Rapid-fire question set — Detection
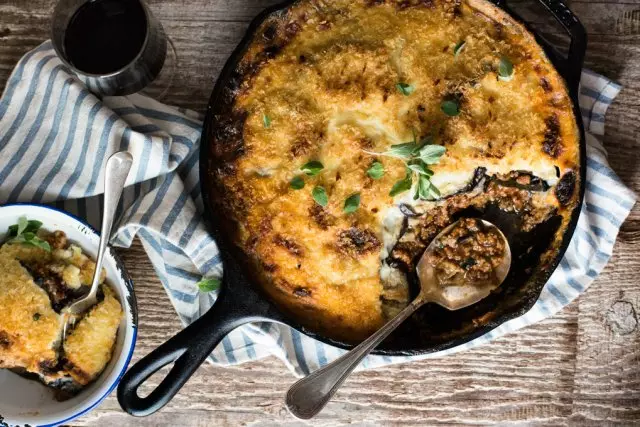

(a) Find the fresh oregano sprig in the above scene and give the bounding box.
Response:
[364,134,446,200]
[196,277,221,292]
[6,216,51,252]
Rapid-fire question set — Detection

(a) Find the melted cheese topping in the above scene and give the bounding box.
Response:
[64,286,122,385]
[0,246,62,372]
[216,0,579,341]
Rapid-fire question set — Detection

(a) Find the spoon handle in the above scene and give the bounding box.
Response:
[89,151,133,300]
[285,297,425,419]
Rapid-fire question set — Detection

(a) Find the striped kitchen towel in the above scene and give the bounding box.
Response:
[0,41,636,376]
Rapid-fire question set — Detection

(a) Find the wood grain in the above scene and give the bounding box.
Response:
[0,0,639,425]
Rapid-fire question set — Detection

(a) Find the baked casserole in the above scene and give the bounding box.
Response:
[206,0,580,341]
[0,219,122,399]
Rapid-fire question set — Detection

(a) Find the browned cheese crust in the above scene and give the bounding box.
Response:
[207,0,580,342]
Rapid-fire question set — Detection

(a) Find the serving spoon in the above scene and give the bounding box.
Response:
[285,218,511,420]
[62,151,133,338]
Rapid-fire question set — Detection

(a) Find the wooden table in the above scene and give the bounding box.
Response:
[1,0,639,425]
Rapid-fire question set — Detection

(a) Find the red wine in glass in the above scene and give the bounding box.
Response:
[52,0,167,96]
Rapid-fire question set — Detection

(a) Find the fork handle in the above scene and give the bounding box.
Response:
[285,297,426,419]
[88,152,133,304]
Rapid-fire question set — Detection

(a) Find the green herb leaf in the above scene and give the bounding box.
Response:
[407,162,433,176]
[367,161,385,180]
[396,82,415,96]
[389,169,413,197]
[22,232,35,241]
[262,114,271,128]
[17,216,28,235]
[312,186,328,206]
[290,176,305,190]
[460,257,477,270]
[385,142,418,159]
[453,40,466,57]
[418,144,446,164]
[33,312,41,321]
[9,235,25,243]
[418,175,431,200]
[441,99,460,116]
[197,277,221,293]
[427,184,441,199]
[498,55,514,81]
[24,238,51,252]
[26,220,43,233]
[343,193,361,213]
[8,219,42,237]
[301,160,324,176]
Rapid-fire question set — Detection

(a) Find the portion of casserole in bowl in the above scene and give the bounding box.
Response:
[0,219,122,399]
[207,0,580,342]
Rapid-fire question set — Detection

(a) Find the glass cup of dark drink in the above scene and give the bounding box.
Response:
[51,0,167,96]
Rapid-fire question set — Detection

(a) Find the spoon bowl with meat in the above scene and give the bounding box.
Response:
[286,218,511,419]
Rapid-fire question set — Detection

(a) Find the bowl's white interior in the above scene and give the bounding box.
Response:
[0,204,136,427]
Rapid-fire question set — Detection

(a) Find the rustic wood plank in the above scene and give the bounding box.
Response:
[0,0,638,425]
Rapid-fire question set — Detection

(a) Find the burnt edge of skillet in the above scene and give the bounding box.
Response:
[199,0,587,356]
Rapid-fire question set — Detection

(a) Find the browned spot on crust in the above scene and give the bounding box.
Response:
[309,204,336,229]
[493,21,504,39]
[318,20,331,31]
[540,77,552,93]
[543,113,562,158]
[262,24,277,42]
[397,0,434,10]
[336,227,381,257]
[262,261,278,273]
[365,0,385,5]
[357,137,375,149]
[294,287,311,297]
[63,361,92,385]
[0,331,11,349]
[211,110,247,166]
[259,217,272,235]
[39,359,60,375]
[285,21,301,38]
[556,170,576,206]
[263,44,282,59]
[290,138,312,157]
[274,234,304,256]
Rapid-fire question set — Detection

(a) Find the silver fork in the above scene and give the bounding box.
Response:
[62,151,133,338]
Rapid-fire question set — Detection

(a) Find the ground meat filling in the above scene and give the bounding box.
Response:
[389,171,557,272]
[428,218,506,287]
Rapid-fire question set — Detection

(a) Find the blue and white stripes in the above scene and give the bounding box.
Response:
[0,41,635,376]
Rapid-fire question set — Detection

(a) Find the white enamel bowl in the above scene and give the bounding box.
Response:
[0,204,137,427]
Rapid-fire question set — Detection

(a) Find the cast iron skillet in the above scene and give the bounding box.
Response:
[118,0,587,416]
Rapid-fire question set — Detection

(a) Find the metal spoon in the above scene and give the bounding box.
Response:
[62,151,133,337]
[285,218,511,420]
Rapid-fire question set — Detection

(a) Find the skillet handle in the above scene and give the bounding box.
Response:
[535,0,587,95]
[116,283,273,416]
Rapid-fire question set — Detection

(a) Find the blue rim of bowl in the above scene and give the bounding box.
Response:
[0,202,138,427]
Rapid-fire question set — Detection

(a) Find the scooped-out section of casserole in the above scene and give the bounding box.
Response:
[207,0,580,342]
[0,219,122,400]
